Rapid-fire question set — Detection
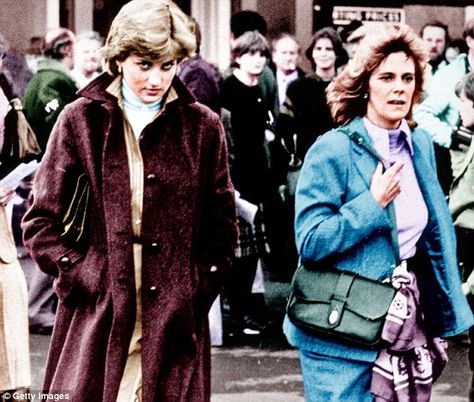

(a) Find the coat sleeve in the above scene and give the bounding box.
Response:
[198,112,238,271]
[21,106,85,279]
[295,132,391,263]
[195,113,238,310]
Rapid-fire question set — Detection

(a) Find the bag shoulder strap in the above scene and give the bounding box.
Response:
[340,128,401,266]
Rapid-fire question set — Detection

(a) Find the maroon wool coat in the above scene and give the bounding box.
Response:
[22,73,238,402]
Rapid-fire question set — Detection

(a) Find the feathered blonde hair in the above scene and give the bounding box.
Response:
[101,0,196,76]
[326,23,430,128]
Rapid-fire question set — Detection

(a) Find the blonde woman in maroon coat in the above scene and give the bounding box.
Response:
[22,1,238,401]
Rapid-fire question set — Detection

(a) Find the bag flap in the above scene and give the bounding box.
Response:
[291,265,395,321]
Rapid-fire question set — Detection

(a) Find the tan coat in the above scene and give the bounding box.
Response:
[0,206,30,391]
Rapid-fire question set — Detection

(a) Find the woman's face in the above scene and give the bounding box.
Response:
[459,90,474,129]
[312,38,336,70]
[117,54,177,104]
[236,50,267,76]
[366,51,416,129]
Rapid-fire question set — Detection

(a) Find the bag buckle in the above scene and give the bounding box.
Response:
[327,273,355,328]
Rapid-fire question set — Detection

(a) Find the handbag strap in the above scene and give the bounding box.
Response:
[341,128,401,266]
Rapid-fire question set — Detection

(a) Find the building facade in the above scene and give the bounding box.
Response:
[1,1,474,73]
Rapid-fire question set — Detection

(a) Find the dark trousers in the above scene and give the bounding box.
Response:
[225,255,259,320]
[455,227,474,370]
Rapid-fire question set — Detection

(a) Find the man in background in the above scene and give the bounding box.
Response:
[421,20,450,78]
[270,33,305,110]
[414,19,474,196]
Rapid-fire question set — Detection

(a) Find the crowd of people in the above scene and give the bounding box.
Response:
[0,0,474,400]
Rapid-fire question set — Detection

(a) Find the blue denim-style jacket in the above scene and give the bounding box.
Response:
[284,117,474,362]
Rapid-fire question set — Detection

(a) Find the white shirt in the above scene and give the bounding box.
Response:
[276,69,299,107]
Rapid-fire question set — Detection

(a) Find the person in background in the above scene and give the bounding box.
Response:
[344,23,374,60]
[20,28,78,335]
[230,10,276,114]
[23,27,77,155]
[221,30,272,336]
[270,32,305,110]
[22,0,237,400]
[273,27,347,282]
[228,10,286,295]
[414,18,474,196]
[178,18,221,115]
[0,33,31,400]
[71,30,103,89]
[25,36,45,74]
[446,38,468,64]
[420,20,450,78]
[284,23,473,401]
[449,71,474,402]
[276,27,347,162]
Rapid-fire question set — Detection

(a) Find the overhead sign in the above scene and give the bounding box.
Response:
[333,6,405,25]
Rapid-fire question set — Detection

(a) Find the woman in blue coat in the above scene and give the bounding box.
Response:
[284,23,473,401]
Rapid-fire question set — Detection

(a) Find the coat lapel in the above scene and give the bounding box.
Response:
[341,118,400,259]
[343,118,382,188]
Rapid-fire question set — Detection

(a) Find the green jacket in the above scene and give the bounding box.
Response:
[449,139,474,229]
[23,58,77,155]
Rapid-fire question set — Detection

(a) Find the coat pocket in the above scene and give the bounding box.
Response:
[54,248,105,305]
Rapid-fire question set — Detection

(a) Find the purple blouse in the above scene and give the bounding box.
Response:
[363,117,428,260]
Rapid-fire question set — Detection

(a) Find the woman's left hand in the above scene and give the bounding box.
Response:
[0,186,15,206]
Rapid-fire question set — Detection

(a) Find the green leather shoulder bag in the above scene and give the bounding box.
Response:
[287,129,400,348]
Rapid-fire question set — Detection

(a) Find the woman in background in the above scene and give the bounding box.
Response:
[221,30,272,336]
[0,33,31,399]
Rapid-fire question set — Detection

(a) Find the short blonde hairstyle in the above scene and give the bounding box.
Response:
[327,23,429,127]
[102,0,196,75]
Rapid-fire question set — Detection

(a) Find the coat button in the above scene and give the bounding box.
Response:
[148,286,158,296]
[58,256,72,271]
[146,173,157,183]
[147,242,161,253]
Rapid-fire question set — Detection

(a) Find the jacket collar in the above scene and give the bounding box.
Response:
[78,72,196,106]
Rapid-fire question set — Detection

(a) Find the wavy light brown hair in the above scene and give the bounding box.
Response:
[102,0,196,76]
[326,23,429,127]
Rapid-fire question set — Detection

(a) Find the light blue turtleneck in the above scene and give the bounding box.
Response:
[121,79,163,139]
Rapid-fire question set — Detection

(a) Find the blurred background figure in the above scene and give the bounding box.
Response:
[270,33,305,111]
[23,27,77,155]
[276,26,347,164]
[230,10,276,115]
[450,71,474,401]
[25,36,45,74]
[344,23,373,60]
[273,26,347,282]
[414,18,474,196]
[420,20,450,78]
[0,32,31,399]
[20,27,77,335]
[446,38,468,64]
[221,30,272,336]
[71,30,103,89]
[178,18,221,115]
